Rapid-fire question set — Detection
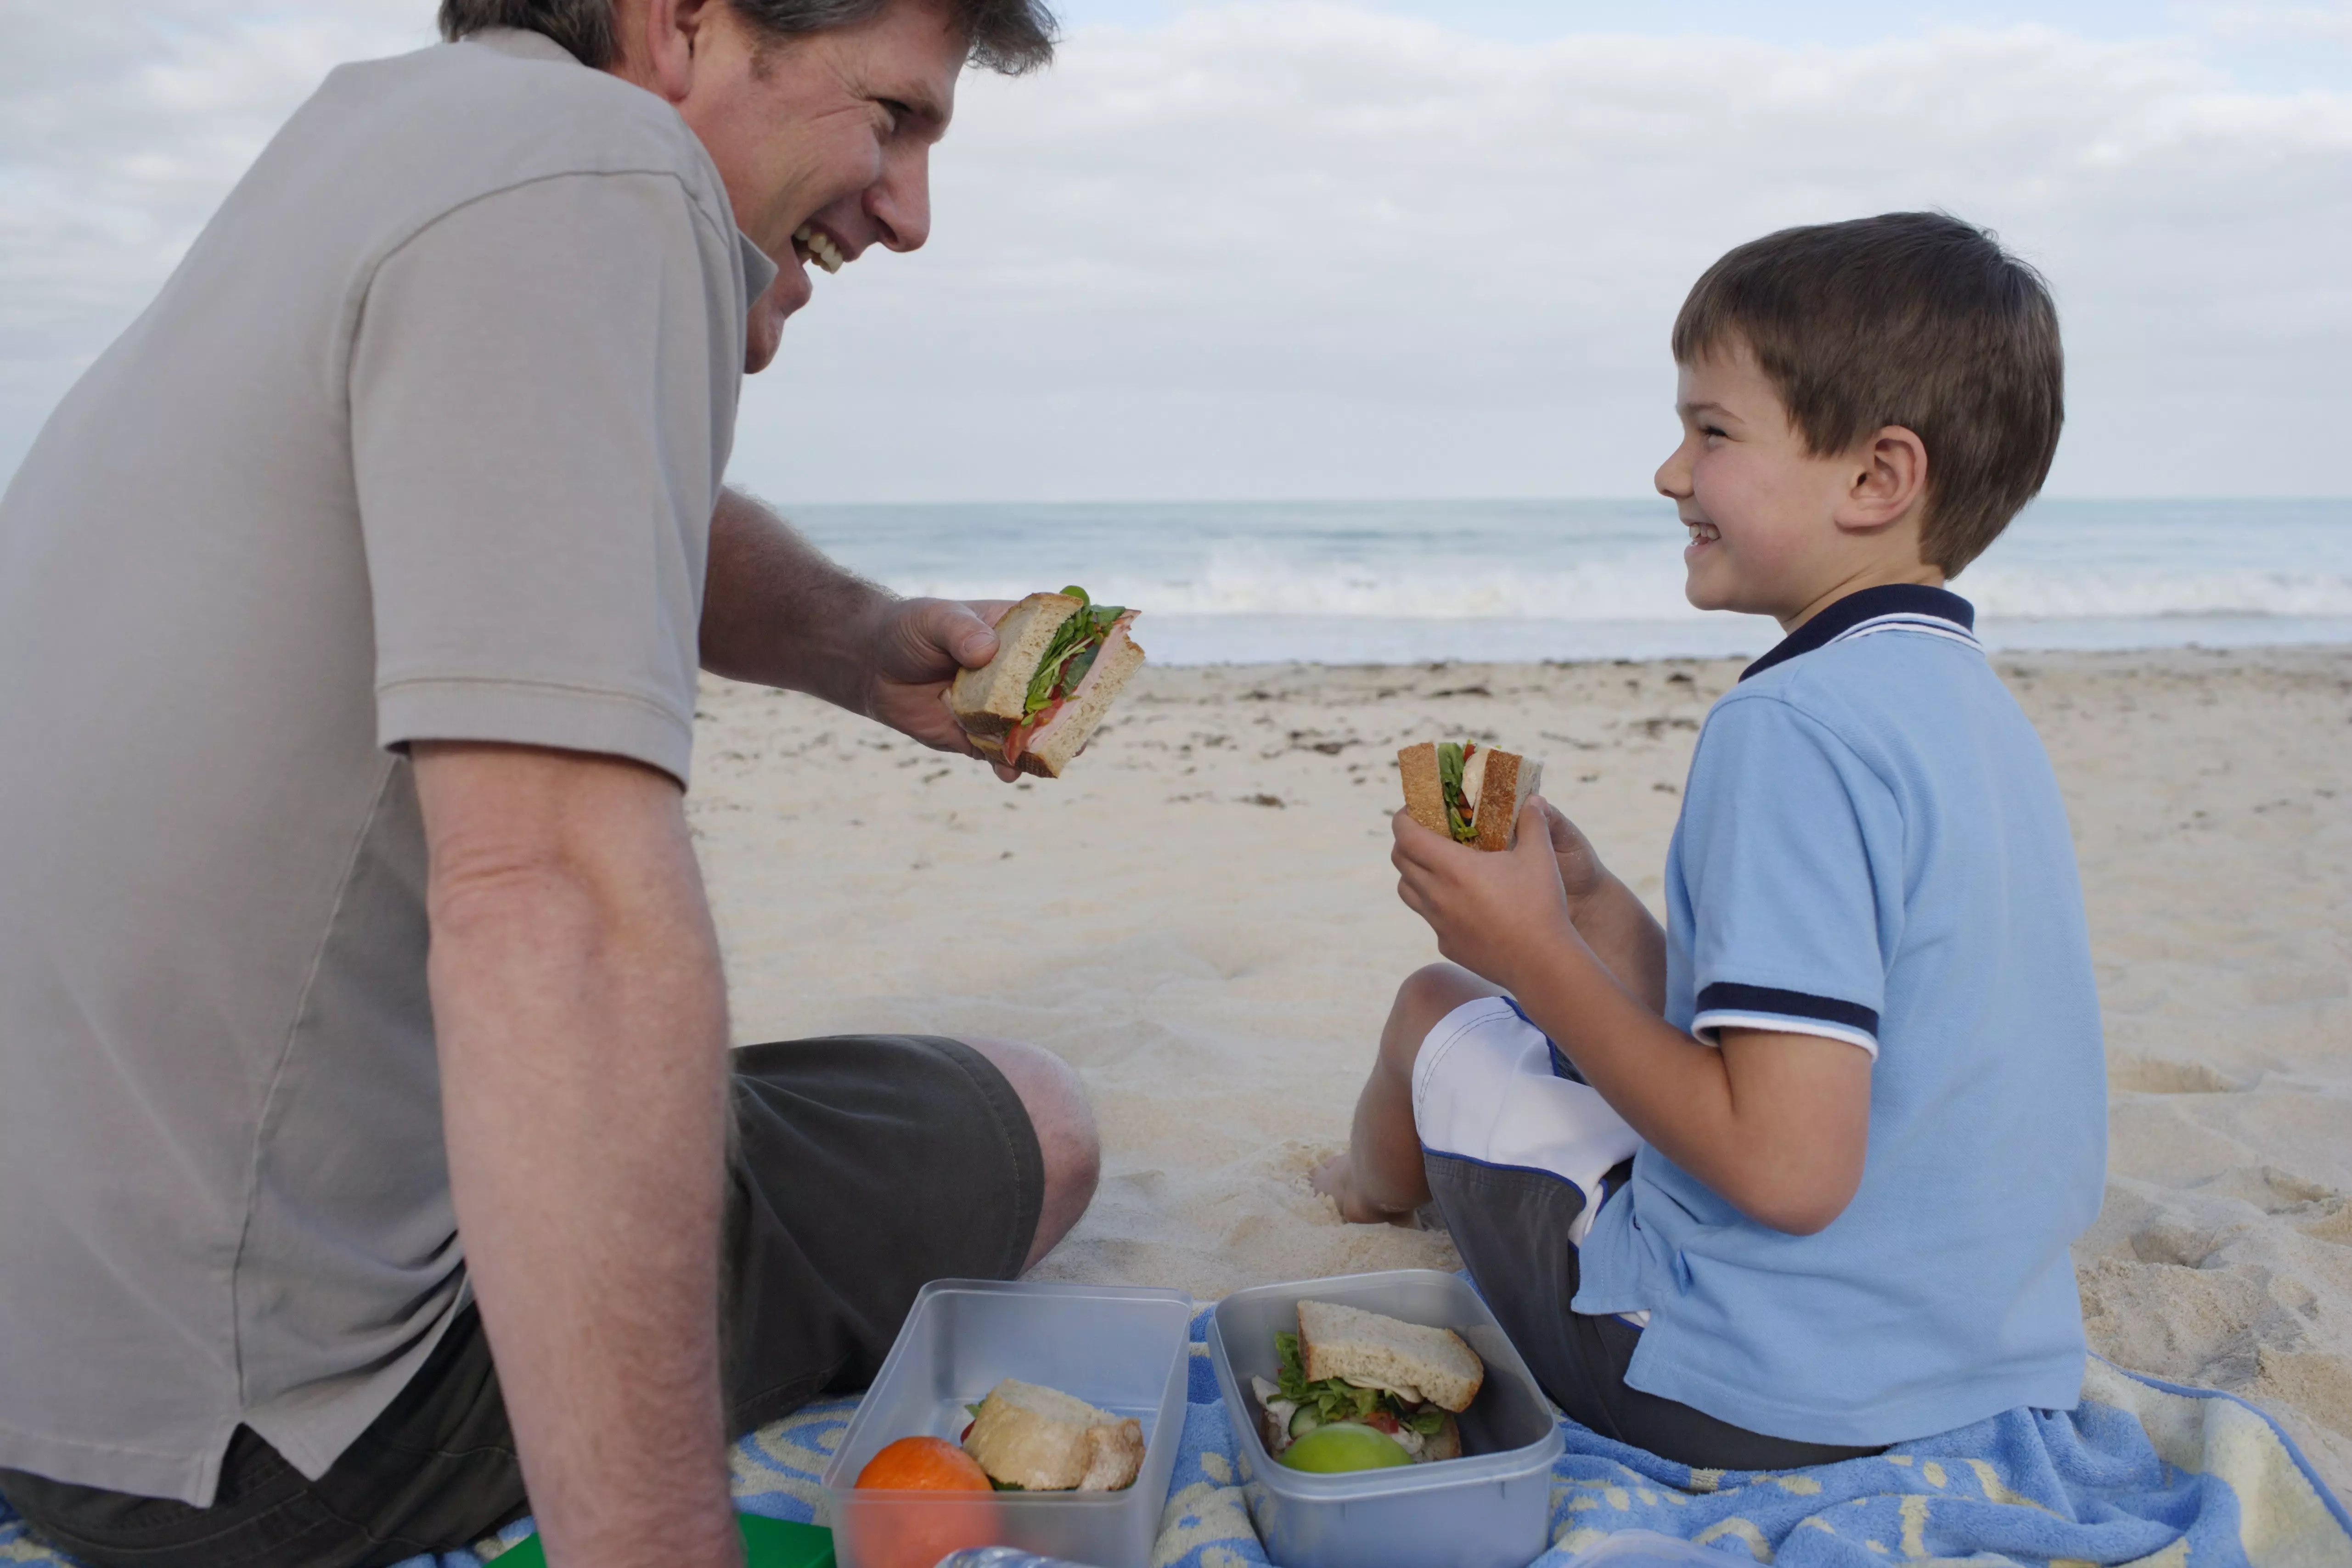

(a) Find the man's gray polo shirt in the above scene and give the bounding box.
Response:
[0,29,776,1503]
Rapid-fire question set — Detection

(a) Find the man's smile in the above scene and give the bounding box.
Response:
[792,221,849,274]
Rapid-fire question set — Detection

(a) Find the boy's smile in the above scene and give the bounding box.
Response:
[1655,340,1942,631]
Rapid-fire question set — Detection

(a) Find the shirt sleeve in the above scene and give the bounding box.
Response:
[349,170,743,786]
[1678,694,1898,1057]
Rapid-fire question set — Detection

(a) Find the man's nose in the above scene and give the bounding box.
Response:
[869,145,932,253]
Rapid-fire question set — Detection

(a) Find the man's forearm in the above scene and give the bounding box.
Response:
[700,486,890,704]
[420,746,739,1568]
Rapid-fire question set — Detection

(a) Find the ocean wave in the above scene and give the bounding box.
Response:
[883,554,2352,624]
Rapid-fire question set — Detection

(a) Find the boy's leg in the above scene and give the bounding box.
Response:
[719,1033,1101,1436]
[1313,964,1505,1223]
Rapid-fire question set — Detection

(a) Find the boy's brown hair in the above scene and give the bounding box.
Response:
[1672,212,2063,576]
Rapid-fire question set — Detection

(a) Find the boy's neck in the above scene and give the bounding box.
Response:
[1778,561,1947,634]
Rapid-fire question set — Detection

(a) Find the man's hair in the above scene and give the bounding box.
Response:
[1671,212,2063,576]
[438,0,1057,75]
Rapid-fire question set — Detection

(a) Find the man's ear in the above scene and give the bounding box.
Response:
[616,0,717,102]
[1835,425,1929,535]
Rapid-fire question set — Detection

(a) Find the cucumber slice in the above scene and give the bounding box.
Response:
[1288,1406,1322,1438]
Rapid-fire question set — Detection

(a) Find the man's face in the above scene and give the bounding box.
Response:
[1654,342,1873,626]
[624,0,965,371]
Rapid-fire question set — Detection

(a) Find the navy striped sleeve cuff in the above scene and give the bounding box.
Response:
[1691,982,1880,1057]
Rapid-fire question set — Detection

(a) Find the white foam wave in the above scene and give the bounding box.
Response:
[886,551,2352,624]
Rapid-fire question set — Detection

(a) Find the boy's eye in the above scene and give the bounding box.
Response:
[1701,424,1728,439]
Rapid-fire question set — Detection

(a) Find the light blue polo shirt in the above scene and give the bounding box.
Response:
[1571,584,2107,1446]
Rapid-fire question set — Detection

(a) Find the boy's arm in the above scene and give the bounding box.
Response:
[1395,806,1871,1235]
[1532,800,1668,1014]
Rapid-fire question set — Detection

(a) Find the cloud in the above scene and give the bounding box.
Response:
[3,3,2348,499]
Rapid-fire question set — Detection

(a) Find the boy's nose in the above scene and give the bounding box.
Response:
[1655,443,1695,500]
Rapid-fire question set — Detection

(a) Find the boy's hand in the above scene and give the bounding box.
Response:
[1392,798,1579,989]
[1532,798,1614,912]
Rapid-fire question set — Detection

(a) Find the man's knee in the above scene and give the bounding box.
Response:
[957,1037,1100,1268]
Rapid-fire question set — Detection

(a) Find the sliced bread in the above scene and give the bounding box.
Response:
[962,1377,1146,1492]
[1296,1300,1484,1414]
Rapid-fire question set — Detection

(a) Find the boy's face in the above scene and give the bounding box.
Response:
[1655,339,1936,628]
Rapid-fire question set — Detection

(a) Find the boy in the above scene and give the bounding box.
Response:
[1315,213,2106,1468]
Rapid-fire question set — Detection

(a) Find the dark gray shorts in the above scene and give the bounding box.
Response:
[0,1034,1044,1568]
[1427,1157,1882,1473]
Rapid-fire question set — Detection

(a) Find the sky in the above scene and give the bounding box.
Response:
[1,2,2347,501]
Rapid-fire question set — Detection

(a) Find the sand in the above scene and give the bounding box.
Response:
[687,645,2352,1498]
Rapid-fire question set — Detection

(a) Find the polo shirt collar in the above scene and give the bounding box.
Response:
[462,26,582,66]
[1740,584,1979,682]
[460,27,782,305]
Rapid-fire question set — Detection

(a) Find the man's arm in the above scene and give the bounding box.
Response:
[416,742,739,1568]
[700,487,1008,764]
[1394,806,1871,1234]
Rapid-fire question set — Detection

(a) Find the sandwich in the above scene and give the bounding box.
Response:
[1249,1300,1485,1467]
[961,1377,1145,1492]
[1398,741,1541,851]
[949,587,1144,778]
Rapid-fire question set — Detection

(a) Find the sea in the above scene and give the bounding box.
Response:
[782,497,2352,667]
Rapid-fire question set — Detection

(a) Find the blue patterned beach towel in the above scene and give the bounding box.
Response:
[6,1310,2346,1567]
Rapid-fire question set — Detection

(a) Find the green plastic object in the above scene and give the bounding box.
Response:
[1278,1422,1414,1473]
[492,1514,834,1567]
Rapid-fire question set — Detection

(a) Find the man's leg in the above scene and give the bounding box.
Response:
[718,1033,1100,1437]
[953,1036,1102,1270]
[1313,963,1503,1223]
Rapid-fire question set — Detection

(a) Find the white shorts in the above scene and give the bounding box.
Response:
[1410,995,1642,1248]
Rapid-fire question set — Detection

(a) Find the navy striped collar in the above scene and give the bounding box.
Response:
[1740,584,1978,683]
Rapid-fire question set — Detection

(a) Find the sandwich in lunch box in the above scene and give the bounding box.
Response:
[961,1377,1145,1491]
[1398,741,1542,850]
[1251,1301,1485,1467]
[949,587,1144,778]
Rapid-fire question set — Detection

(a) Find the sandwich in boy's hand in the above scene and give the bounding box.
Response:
[1398,741,1542,851]
[1249,1300,1484,1470]
[950,587,1144,778]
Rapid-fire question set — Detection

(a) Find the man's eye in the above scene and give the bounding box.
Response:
[878,99,911,129]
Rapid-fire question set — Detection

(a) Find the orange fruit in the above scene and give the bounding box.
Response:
[856,1435,994,1492]
[851,1439,999,1568]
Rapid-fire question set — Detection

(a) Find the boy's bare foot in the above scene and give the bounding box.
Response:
[1311,1152,1418,1227]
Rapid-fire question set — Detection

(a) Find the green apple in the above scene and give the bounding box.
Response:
[1279,1422,1412,1472]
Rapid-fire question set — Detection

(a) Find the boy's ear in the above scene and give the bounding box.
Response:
[1834,425,1930,535]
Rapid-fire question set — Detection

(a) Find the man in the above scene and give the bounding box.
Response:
[0,2,1094,1565]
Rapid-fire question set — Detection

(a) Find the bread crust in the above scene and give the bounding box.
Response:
[1397,742,1446,836]
[1397,742,1542,852]
[948,593,1082,733]
[1473,749,1542,852]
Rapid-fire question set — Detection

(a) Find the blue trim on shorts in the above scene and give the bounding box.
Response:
[1502,996,1589,1084]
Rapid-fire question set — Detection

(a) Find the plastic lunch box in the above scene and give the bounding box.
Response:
[1206,1269,1566,1568]
[819,1279,1193,1568]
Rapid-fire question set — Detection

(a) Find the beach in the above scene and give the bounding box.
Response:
[688,645,2352,1496]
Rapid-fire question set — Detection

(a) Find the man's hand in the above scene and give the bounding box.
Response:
[854,595,1018,778]
[1391,800,1577,990]
[700,490,1022,780]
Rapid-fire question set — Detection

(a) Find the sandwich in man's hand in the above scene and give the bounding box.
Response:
[950,587,1144,777]
[1249,1300,1485,1468]
[1398,741,1542,850]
